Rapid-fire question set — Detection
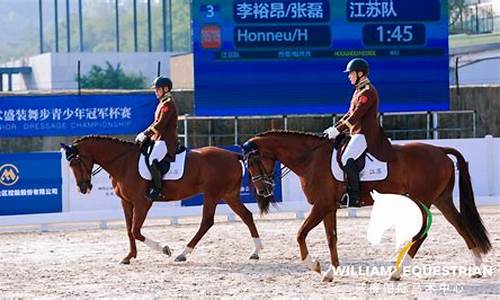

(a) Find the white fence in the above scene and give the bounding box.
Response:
[1,136,499,231]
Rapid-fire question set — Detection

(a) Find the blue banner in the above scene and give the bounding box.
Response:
[0,152,62,215]
[181,146,282,206]
[0,93,156,137]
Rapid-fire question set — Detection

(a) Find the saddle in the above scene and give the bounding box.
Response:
[140,139,186,175]
[330,133,388,182]
[333,133,369,171]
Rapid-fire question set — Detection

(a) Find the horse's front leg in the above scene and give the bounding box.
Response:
[321,210,340,282]
[297,203,330,274]
[175,196,218,262]
[120,199,137,264]
[131,201,172,257]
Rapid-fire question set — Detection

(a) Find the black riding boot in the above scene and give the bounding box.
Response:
[146,159,162,202]
[340,158,361,207]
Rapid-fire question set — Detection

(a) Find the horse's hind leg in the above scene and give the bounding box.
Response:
[174,195,218,262]
[433,192,483,277]
[223,192,262,260]
[297,202,331,273]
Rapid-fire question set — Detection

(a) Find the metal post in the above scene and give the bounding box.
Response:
[432,112,439,139]
[426,111,431,139]
[187,0,192,51]
[168,0,173,51]
[472,111,477,138]
[66,0,70,52]
[54,0,59,52]
[147,0,152,52]
[183,115,189,147]
[475,4,479,33]
[234,117,238,145]
[78,0,83,52]
[284,115,288,130]
[133,0,138,52]
[157,61,161,76]
[208,119,212,146]
[77,60,81,95]
[7,73,12,91]
[0,74,3,92]
[115,0,120,52]
[162,0,167,51]
[39,0,44,53]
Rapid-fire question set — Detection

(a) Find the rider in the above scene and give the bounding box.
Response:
[323,58,395,207]
[135,76,179,202]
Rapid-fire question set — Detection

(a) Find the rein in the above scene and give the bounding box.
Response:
[278,137,330,179]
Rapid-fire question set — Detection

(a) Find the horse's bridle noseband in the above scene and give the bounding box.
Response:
[242,141,275,198]
[61,143,102,192]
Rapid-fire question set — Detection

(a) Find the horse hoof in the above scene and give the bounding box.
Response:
[390,274,401,281]
[175,254,187,262]
[312,260,321,273]
[162,246,172,256]
[471,273,482,278]
[249,253,259,260]
[120,259,130,265]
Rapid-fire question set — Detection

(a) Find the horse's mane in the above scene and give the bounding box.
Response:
[254,130,325,140]
[73,135,136,146]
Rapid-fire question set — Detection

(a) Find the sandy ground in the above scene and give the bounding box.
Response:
[0,206,498,299]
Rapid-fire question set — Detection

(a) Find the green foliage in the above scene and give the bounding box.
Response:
[78,61,146,89]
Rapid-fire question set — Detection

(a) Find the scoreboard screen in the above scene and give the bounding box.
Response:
[192,0,449,116]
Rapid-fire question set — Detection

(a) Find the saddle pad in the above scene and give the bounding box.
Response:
[331,148,388,182]
[138,150,187,181]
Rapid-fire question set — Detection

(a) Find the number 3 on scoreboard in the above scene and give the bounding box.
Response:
[201,4,219,18]
[206,5,215,17]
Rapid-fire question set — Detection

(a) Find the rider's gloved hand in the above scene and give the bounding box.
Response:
[135,131,148,143]
[323,127,340,139]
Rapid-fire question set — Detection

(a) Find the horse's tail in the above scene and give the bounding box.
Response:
[441,147,491,254]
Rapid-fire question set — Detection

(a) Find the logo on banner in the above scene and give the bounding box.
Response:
[0,163,20,186]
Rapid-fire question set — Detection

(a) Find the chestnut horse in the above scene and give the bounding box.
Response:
[61,135,262,264]
[242,130,491,282]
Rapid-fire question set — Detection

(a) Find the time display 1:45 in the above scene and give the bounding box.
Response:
[363,24,426,46]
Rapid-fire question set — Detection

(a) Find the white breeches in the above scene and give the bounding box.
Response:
[149,140,168,165]
[341,134,367,166]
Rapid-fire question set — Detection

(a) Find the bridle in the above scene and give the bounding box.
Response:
[242,136,331,198]
[244,148,276,198]
[64,147,101,192]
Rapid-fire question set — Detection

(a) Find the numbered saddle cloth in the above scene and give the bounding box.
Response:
[331,148,388,182]
[138,150,187,181]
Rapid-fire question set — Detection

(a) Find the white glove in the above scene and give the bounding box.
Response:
[135,132,147,143]
[323,126,340,139]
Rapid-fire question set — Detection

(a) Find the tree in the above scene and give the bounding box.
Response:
[78,61,146,89]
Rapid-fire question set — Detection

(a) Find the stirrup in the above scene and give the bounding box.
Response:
[339,193,350,208]
[339,193,361,208]
[146,188,162,202]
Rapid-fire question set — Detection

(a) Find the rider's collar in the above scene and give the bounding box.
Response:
[159,92,172,103]
[356,78,370,90]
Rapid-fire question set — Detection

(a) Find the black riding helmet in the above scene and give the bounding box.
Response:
[152,76,173,90]
[344,58,369,76]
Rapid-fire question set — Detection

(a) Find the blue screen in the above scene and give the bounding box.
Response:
[193,0,449,116]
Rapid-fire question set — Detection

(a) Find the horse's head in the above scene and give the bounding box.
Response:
[241,139,277,214]
[61,143,94,194]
